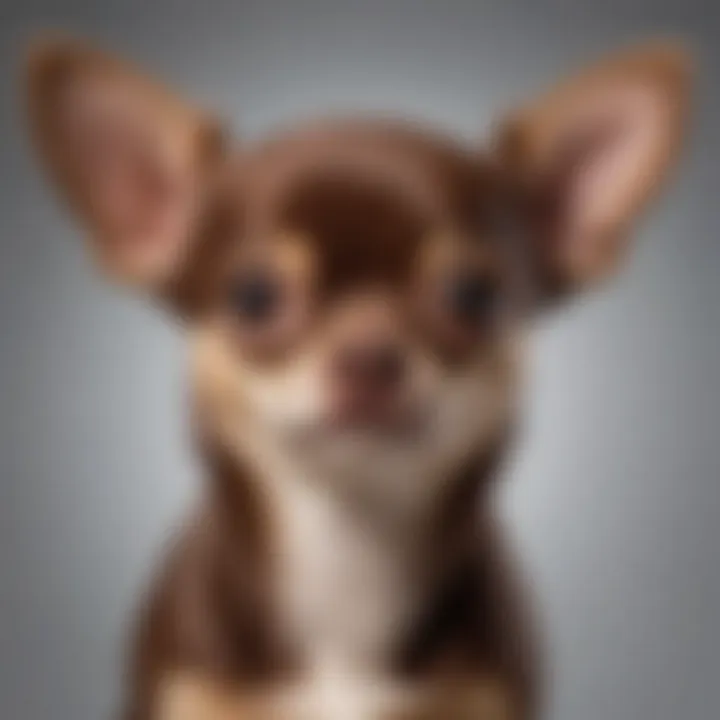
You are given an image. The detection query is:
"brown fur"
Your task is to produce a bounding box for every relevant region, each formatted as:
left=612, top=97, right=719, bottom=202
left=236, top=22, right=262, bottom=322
left=123, top=434, right=538, bottom=720
left=23, top=35, right=692, bottom=720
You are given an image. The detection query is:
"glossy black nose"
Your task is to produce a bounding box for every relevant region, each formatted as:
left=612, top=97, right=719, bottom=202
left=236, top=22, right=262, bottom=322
left=334, top=342, right=407, bottom=395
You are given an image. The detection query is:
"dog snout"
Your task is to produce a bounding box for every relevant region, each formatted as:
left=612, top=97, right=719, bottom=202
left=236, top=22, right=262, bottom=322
left=334, top=341, right=407, bottom=397
left=328, top=332, right=411, bottom=427
left=323, top=296, right=415, bottom=427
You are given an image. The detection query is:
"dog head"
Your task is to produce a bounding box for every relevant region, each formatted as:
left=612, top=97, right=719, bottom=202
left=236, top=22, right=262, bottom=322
left=25, top=38, right=692, bottom=506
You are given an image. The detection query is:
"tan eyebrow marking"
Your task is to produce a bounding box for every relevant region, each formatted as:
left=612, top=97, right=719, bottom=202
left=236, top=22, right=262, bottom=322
left=416, top=229, right=498, bottom=283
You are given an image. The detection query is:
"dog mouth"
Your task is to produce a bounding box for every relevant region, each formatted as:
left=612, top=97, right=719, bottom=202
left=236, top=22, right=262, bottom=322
left=292, top=400, right=433, bottom=445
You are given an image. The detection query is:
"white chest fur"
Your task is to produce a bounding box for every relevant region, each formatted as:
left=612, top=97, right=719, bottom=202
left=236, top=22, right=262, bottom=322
left=269, top=473, right=434, bottom=719
left=273, top=473, right=427, bottom=670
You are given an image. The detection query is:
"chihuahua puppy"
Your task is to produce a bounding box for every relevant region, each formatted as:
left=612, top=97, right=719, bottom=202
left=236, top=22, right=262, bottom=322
left=25, top=37, right=692, bottom=720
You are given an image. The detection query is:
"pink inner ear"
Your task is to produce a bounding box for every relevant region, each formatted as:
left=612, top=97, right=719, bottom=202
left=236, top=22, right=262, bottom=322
left=559, top=84, right=666, bottom=271
left=62, top=82, right=176, bottom=241
left=52, top=76, right=199, bottom=284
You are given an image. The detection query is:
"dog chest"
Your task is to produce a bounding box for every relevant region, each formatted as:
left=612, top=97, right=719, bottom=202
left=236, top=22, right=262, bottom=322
left=272, top=475, right=425, bottom=671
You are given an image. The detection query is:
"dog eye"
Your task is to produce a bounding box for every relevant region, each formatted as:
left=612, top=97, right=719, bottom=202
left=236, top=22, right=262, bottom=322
left=230, top=271, right=283, bottom=324
left=444, top=271, right=498, bottom=325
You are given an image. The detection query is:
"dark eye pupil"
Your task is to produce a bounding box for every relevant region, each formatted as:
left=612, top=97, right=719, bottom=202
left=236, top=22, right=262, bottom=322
left=446, top=273, right=497, bottom=324
left=231, top=273, right=280, bottom=323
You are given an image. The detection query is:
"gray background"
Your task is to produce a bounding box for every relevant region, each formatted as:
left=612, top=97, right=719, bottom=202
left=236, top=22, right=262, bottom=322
left=1, top=1, right=718, bottom=718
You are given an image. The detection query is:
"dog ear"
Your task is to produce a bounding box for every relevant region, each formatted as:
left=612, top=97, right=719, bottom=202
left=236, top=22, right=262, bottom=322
left=25, top=36, right=226, bottom=294
left=494, top=41, right=693, bottom=297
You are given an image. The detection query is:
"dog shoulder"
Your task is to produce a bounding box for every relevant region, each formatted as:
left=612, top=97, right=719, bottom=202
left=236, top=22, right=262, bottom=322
left=120, top=507, right=273, bottom=719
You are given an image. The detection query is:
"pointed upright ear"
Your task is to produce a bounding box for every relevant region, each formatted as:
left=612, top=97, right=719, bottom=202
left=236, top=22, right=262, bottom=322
left=494, top=42, right=694, bottom=296
left=25, top=37, right=226, bottom=293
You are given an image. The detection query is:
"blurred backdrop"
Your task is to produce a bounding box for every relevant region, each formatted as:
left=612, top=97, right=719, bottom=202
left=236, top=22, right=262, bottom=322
left=1, top=1, right=719, bottom=718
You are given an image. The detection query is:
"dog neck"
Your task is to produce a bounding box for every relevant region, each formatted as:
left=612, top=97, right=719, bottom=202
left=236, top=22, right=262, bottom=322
left=199, top=422, right=512, bottom=679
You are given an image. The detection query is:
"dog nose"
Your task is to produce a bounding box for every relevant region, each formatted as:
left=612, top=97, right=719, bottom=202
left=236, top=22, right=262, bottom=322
left=334, top=342, right=407, bottom=396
